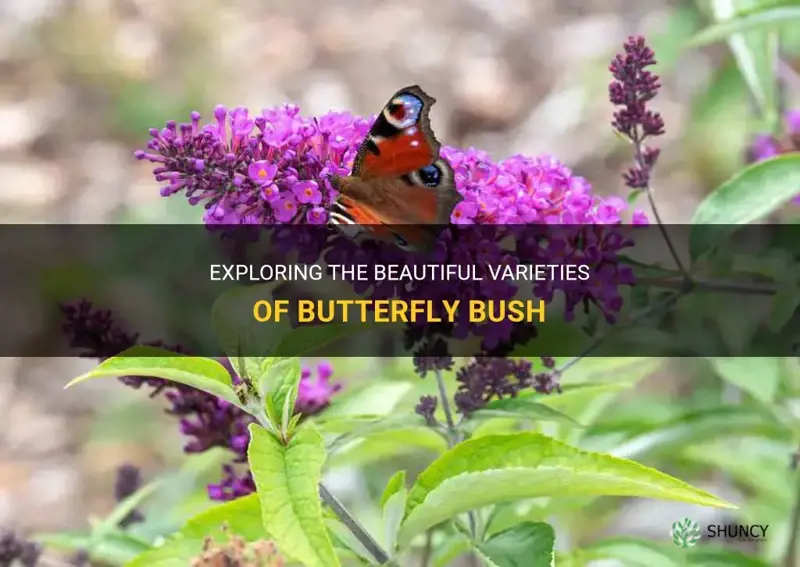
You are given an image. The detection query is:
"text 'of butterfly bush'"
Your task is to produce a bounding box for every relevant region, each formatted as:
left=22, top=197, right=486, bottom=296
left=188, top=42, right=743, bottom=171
left=136, top=89, right=649, bottom=353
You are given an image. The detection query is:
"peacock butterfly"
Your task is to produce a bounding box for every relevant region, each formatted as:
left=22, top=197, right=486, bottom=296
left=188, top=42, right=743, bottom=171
left=327, top=85, right=463, bottom=252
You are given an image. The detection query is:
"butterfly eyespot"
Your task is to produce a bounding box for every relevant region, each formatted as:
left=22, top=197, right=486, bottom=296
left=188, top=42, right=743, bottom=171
left=388, top=103, right=406, bottom=119
left=383, top=93, right=423, bottom=129
left=408, top=163, right=442, bottom=187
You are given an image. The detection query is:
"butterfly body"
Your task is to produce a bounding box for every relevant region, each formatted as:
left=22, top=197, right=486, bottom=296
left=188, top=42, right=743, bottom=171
left=328, top=86, right=462, bottom=252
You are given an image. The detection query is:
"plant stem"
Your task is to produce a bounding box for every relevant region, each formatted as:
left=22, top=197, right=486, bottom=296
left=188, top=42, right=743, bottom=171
left=434, top=368, right=458, bottom=442
left=644, top=186, right=690, bottom=282
left=319, top=482, right=390, bottom=565
left=785, top=468, right=800, bottom=567
left=433, top=368, right=479, bottom=546
left=632, top=134, right=691, bottom=284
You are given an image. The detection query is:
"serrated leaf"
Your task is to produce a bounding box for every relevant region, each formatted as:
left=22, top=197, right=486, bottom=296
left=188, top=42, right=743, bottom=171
left=708, top=357, right=780, bottom=403
left=476, top=522, right=555, bottom=567
left=688, top=4, right=800, bottom=47
left=64, top=347, right=240, bottom=407
left=247, top=424, right=340, bottom=567
left=690, top=154, right=800, bottom=260
left=124, top=494, right=264, bottom=567
left=469, top=398, right=582, bottom=427
left=397, top=432, right=735, bottom=546
left=380, top=470, right=407, bottom=509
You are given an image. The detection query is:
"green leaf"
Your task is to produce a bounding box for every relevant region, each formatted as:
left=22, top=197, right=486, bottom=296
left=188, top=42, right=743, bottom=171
left=91, top=480, right=162, bottom=545
left=769, top=284, right=800, bottom=332
left=272, top=321, right=381, bottom=357
left=65, top=347, right=240, bottom=407
left=247, top=423, right=340, bottom=567
left=382, top=488, right=407, bottom=554
left=125, top=494, right=265, bottom=567
left=476, top=522, right=555, bottom=567
left=578, top=537, right=683, bottom=567
left=328, top=427, right=447, bottom=468
left=398, top=432, right=735, bottom=546
left=211, top=282, right=290, bottom=374
left=690, top=154, right=800, bottom=260
left=708, top=356, right=781, bottom=403
left=37, top=531, right=151, bottom=565
left=432, top=533, right=472, bottom=567
left=328, top=412, right=431, bottom=453
left=262, top=357, right=302, bottom=433
left=380, top=470, right=407, bottom=509
left=320, top=381, right=414, bottom=420
left=608, top=405, right=789, bottom=461
left=689, top=5, right=800, bottom=47
left=687, top=545, right=774, bottom=566
left=579, top=536, right=773, bottom=567
left=708, top=0, right=779, bottom=131
left=469, top=397, right=582, bottom=427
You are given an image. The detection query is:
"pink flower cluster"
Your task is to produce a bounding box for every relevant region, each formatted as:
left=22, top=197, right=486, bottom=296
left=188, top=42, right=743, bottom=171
left=136, top=106, right=648, bottom=228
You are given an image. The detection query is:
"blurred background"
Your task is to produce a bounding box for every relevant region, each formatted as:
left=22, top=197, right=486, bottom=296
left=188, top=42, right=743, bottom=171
left=2, top=0, right=800, bottom=565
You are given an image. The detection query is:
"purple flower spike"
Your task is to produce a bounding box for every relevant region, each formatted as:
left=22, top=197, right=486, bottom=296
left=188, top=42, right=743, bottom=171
left=296, top=363, right=343, bottom=415
left=609, top=35, right=664, bottom=190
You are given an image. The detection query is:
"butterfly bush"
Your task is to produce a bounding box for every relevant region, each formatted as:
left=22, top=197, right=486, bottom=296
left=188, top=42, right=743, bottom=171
left=61, top=300, right=342, bottom=501
left=136, top=82, right=649, bottom=355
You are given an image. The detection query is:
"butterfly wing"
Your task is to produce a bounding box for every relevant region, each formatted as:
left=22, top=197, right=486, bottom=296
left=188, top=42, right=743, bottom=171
left=330, top=85, right=462, bottom=251
left=352, top=85, right=440, bottom=178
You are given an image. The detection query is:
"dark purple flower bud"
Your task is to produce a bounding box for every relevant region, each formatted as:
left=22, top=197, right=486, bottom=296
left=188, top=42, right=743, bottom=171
left=412, top=338, right=454, bottom=377
left=114, top=464, right=145, bottom=528
left=453, top=357, right=560, bottom=415
left=415, top=395, right=439, bottom=427
left=0, top=529, right=42, bottom=567
left=60, top=300, right=186, bottom=395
